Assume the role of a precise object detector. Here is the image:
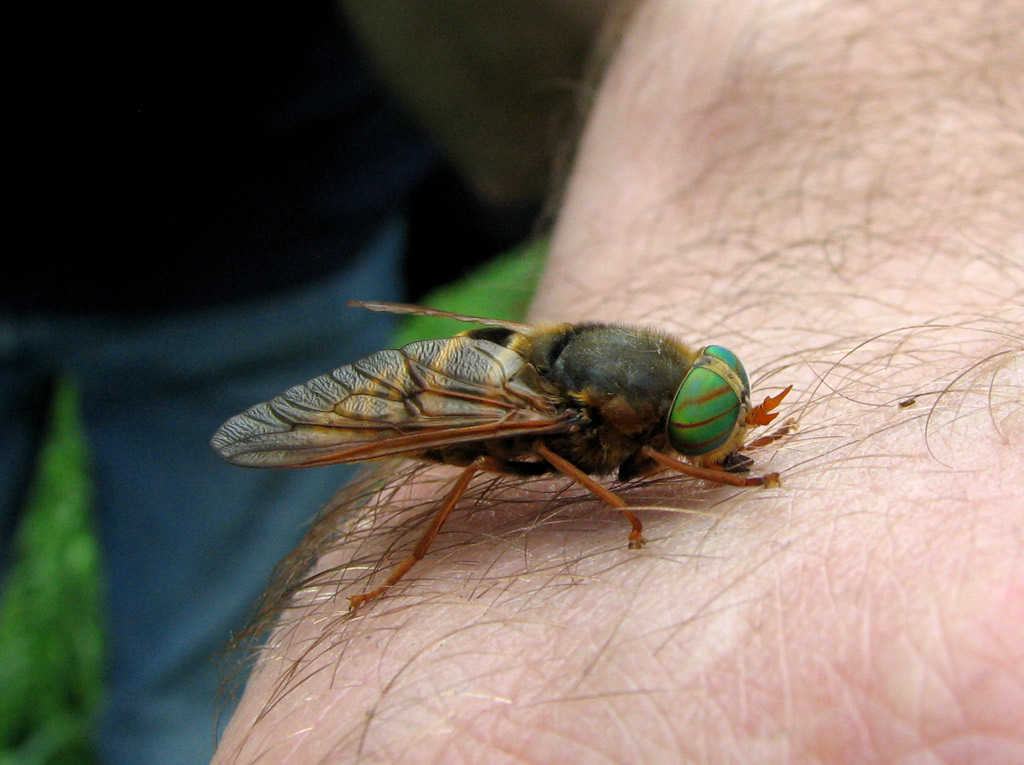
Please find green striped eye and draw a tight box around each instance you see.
[667,346,750,457]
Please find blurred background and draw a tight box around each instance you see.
[0,2,611,762]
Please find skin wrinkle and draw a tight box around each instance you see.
[827,487,1019,757]
[215,0,1023,762]
[540,1,1023,318]
[368,620,640,762]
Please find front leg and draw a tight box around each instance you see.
[640,446,781,488]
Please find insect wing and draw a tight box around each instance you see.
[347,300,533,333]
[211,335,571,467]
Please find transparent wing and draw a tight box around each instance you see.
[347,300,533,332]
[211,335,572,467]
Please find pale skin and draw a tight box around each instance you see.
[215,0,1024,761]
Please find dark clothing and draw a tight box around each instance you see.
[4,2,433,315]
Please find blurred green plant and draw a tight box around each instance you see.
[0,379,105,765]
[392,237,547,345]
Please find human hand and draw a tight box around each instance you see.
[215,1,1023,760]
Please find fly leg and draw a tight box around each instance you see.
[640,446,781,488]
[534,442,645,549]
[349,459,483,611]
[348,455,547,610]
[743,420,796,451]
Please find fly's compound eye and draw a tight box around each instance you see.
[667,345,751,456]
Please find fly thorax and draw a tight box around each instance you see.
[543,325,692,436]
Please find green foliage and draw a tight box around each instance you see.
[0,380,104,765]
[392,237,547,346]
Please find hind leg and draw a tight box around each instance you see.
[348,456,553,610]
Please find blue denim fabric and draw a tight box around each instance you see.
[0,216,404,763]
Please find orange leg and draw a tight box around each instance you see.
[534,442,645,548]
[744,419,796,451]
[348,459,483,611]
[640,445,781,488]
